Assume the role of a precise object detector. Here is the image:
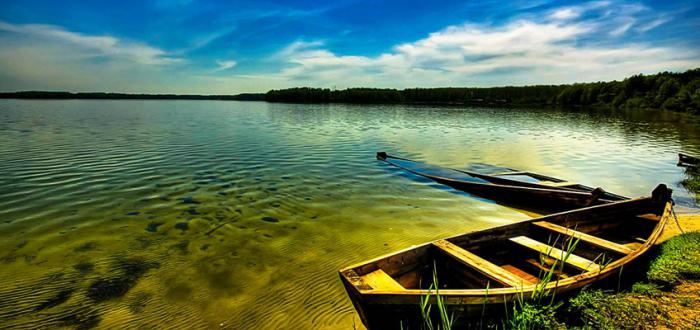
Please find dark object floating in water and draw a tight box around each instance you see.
[145,222,163,232]
[186,207,199,215]
[261,216,279,223]
[126,211,140,216]
[174,222,188,231]
[678,153,699,167]
[33,289,73,311]
[86,258,158,302]
[182,197,201,204]
[376,151,627,212]
[339,184,672,329]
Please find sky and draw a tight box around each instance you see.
[0,0,699,94]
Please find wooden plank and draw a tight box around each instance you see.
[501,265,538,284]
[509,236,601,273]
[542,181,577,187]
[492,171,527,176]
[433,240,529,287]
[524,259,569,279]
[361,269,404,291]
[533,221,634,255]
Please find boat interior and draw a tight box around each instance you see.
[347,197,666,292]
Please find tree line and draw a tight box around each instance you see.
[265,68,700,113]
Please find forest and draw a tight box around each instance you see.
[265,68,700,113]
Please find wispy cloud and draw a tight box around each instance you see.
[215,59,237,71]
[0,21,181,65]
[269,1,699,87]
[637,16,671,32]
[549,8,582,21]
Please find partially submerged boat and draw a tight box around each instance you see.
[377,152,627,212]
[678,153,699,167]
[339,184,672,329]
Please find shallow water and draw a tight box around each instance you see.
[0,100,698,329]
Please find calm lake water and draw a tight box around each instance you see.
[1,100,699,329]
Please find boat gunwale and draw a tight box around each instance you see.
[339,196,671,300]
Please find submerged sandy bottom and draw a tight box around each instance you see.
[0,100,698,329]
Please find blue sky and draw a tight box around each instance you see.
[0,0,699,93]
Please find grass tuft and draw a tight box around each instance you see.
[647,232,700,288]
[568,289,665,329]
[630,282,661,297]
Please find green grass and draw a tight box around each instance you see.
[568,289,666,329]
[419,263,455,330]
[508,302,564,330]
[630,282,661,297]
[647,232,700,288]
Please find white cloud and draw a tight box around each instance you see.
[0,21,181,65]
[549,8,582,21]
[216,60,237,71]
[269,2,699,88]
[0,1,697,93]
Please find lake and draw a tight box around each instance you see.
[0,100,699,329]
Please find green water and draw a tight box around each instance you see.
[0,100,699,329]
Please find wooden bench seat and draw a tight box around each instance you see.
[433,240,531,287]
[362,269,405,291]
[532,221,634,255]
[509,236,601,273]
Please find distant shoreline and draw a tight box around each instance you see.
[0,91,266,101]
[2,68,698,113]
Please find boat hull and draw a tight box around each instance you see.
[340,185,671,329]
[679,153,700,166]
[376,152,626,212]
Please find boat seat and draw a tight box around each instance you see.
[509,236,601,273]
[433,240,531,287]
[501,265,538,284]
[362,269,405,291]
[532,221,634,255]
[524,258,569,279]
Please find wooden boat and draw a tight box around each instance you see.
[678,153,699,167]
[377,152,627,212]
[339,184,672,329]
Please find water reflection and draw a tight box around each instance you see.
[0,100,698,329]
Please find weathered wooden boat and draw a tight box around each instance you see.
[377,152,627,212]
[678,153,699,167]
[339,184,672,329]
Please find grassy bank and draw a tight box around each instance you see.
[519,232,700,329]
